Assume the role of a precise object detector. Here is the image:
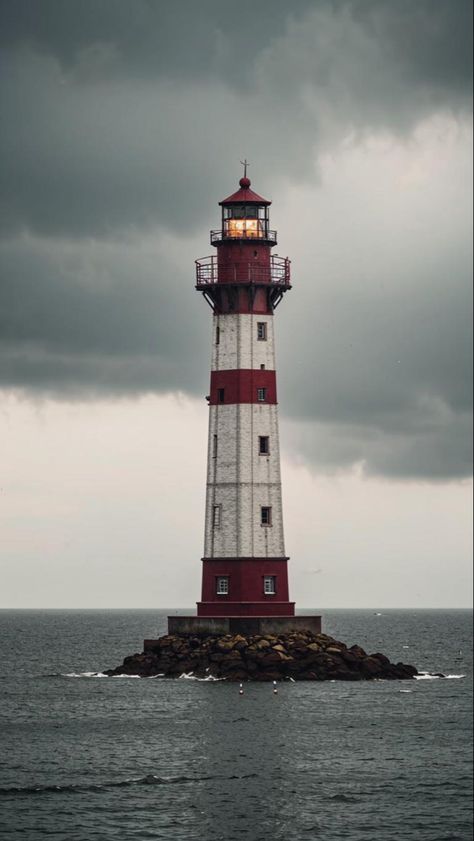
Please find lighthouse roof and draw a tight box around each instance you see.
[219,177,271,206]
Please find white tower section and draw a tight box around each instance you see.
[204,312,285,559]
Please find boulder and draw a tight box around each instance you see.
[326,646,344,656]
[349,645,367,658]
[215,639,236,652]
[361,656,384,677]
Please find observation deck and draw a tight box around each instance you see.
[196,254,291,288]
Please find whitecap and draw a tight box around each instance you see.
[414,673,441,680]
[414,671,466,681]
[110,674,141,678]
[178,672,224,682]
[62,671,108,678]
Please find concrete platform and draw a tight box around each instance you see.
[165,615,322,637]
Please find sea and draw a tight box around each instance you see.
[0,609,472,841]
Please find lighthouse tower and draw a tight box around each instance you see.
[168,168,320,636]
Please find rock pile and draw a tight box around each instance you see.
[104,630,418,681]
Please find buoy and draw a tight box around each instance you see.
[239,683,244,695]
[273,681,278,695]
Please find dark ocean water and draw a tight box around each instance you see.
[0,609,472,841]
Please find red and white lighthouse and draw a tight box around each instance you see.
[168,169,320,636]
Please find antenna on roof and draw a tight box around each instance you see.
[240,158,250,179]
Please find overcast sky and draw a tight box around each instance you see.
[0,0,472,609]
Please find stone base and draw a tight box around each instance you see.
[166,614,321,637]
[110,628,419,681]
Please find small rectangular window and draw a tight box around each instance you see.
[212,505,221,528]
[216,576,229,595]
[216,325,220,345]
[257,322,267,341]
[259,436,269,455]
[213,434,218,457]
[257,387,266,402]
[261,506,272,526]
[263,575,276,595]
[217,388,225,403]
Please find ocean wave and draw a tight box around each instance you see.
[414,672,466,681]
[60,671,222,680]
[60,672,165,679]
[0,772,260,798]
[62,672,109,678]
[178,672,224,681]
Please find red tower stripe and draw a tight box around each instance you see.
[209,369,277,405]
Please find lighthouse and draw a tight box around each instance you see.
[168,168,321,636]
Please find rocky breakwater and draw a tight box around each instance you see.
[104,630,418,682]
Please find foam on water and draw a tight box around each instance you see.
[62,672,109,678]
[414,672,465,680]
[178,672,224,681]
[61,672,166,679]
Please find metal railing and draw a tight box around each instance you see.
[196,255,291,287]
[210,228,277,245]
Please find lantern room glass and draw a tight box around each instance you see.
[222,205,269,239]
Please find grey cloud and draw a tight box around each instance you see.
[0,233,208,396]
[0,0,472,239]
[0,1,471,480]
[1,1,471,93]
[0,0,302,84]
[283,409,472,481]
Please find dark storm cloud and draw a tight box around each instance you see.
[280,260,473,479]
[0,0,471,238]
[1,0,471,92]
[0,233,208,396]
[0,0,472,479]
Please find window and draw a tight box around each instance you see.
[216,325,220,345]
[257,322,267,341]
[260,364,265,370]
[216,576,229,595]
[263,576,276,595]
[257,387,267,402]
[261,506,272,526]
[213,434,218,457]
[259,436,269,455]
[212,505,221,528]
[217,388,225,403]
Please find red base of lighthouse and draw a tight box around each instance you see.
[197,601,295,617]
[199,556,294,617]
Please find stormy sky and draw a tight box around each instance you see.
[0,1,472,608]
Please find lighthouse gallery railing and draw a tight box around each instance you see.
[195,255,291,287]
